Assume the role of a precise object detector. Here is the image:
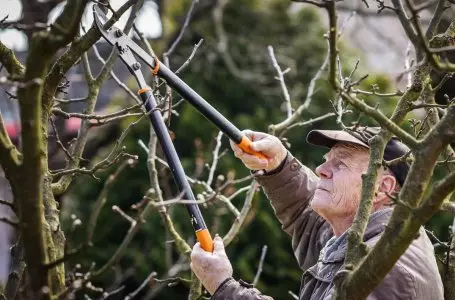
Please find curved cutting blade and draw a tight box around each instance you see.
[93,4,117,45]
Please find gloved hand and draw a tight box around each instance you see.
[190,235,233,295]
[230,130,287,171]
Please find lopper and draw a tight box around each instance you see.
[93,5,266,252]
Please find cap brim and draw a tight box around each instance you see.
[306,130,369,149]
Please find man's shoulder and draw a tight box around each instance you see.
[367,227,444,300]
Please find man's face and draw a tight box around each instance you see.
[311,143,370,224]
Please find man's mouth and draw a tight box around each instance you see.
[316,186,329,192]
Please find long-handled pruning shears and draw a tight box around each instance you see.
[93,5,266,252]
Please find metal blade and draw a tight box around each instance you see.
[93,4,116,46]
[92,4,158,70]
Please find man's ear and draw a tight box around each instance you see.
[374,174,397,206]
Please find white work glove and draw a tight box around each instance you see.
[230,130,287,171]
[190,235,233,295]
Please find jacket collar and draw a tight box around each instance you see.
[321,207,393,263]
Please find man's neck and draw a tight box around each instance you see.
[327,215,354,237]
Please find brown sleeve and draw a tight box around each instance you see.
[211,278,274,300]
[254,153,333,270]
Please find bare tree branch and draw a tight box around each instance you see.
[51,0,144,196]
[223,182,258,247]
[268,45,292,118]
[0,40,25,77]
[253,245,268,287]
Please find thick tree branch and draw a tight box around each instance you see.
[337,105,455,300]
[425,0,447,39]
[42,0,138,114]
[341,92,419,148]
[0,112,22,175]
[343,132,387,266]
[391,0,419,55]
[338,42,437,296]
[0,40,25,77]
[327,0,339,89]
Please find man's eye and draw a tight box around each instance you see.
[335,161,347,169]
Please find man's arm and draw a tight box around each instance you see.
[211,278,274,300]
[191,236,274,299]
[190,131,332,296]
[241,132,332,270]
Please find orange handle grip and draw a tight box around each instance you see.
[196,229,214,252]
[237,136,268,160]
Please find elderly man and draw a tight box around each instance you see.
[190,127,444,299]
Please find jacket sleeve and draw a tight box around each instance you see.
[254,153,333,271]
[211,278,274,300]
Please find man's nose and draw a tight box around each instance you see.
[316,162,332,179]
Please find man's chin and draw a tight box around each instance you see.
[311,191,332,211]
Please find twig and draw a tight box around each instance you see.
[292,0,327,8]
[269,46,329,134]
[384,150,413,166]
[81,51,94,82]
[0,216,18,227]
[91,43,141,105]
[253,245,268,286]
[44,243,88,270]
[51,105,142,123]
[114,203,138,224]
[279,112,340,138]
[142,258,189,299]
[410,103,448,110]
[223,182,259,246]
[432,73,453,92]
[213,0,267,83]
[138,139,196,185]
[97,286,125,300]
[53,97,87,104]
[0,199,13,208]
[426,229,448,249]
[207,131,223,186]
[340,92,419,149]
[164,0,199,57]
[175,39,204,75]
[124,271,157,300]
[288,290,299,299]
[51,153,138,178]
[352,88,403,97]
[50,117,73,162]
[87,159,135,245]
[268,45,292,118]
[0,76,42,87]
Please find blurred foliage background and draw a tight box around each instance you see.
[58,0,453,298]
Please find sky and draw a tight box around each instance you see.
[1,0,163,51]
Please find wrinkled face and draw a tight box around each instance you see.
[311,143,370,223]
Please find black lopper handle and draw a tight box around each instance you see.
[138,87,213,252]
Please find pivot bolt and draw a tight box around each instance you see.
[115,29,123,37]
[132,62,141,70]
